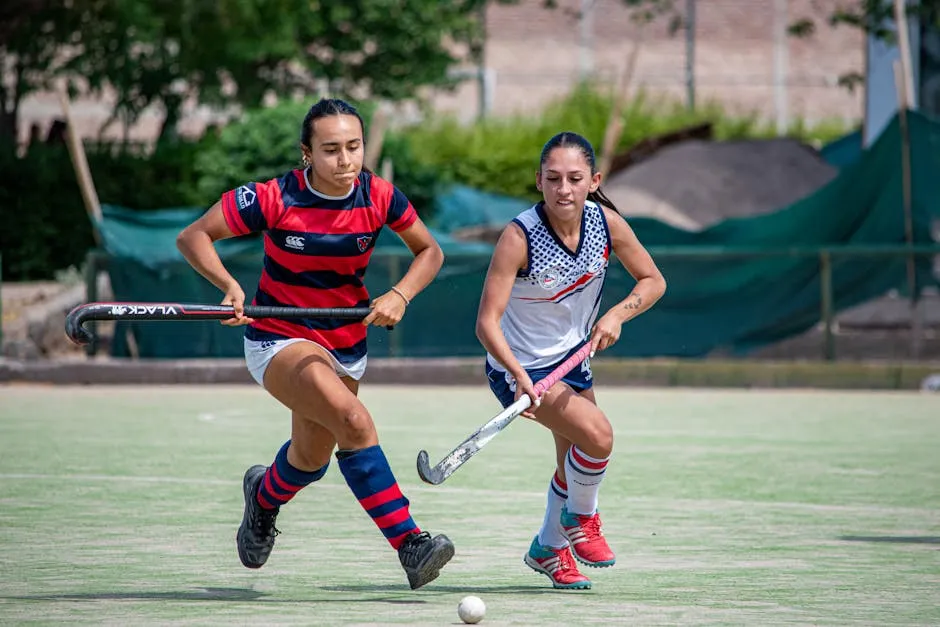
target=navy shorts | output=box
[486,345,594,409]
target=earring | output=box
[302,155,309,167]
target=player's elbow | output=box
[474,315,497,347]
[653,272,667,301]
[644,272,666,308]
[428,240,445,274]
[474,316,486,345]
[412,238,444,277]
[176,225,205,261]
[175,228,191,256]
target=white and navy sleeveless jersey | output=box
[487,201,611,371]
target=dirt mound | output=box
[604,138,838,230]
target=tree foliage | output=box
[0,0,80,142]
[789,0,940,41]
[1,0,493,141]
[5,0,924,146]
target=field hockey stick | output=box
[416,342,593,485]
[65,302,376,346]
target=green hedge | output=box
[194,99,444,216]
[0,144,92,280]
[395,84,853,202]
[0,139,212,281]
[194,87,851,213]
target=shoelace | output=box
[253,509,280,539]
[399,531,430,563]
[580,514,603,538]
[554,547,575,572]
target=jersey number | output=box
[581,358,592,381]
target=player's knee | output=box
[335,405,376,448]
[583,415,613,458]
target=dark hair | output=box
[300,98,366,147]
[539,131,620,213]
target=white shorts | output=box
[244,337,367,387]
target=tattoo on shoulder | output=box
[624,294,643,310]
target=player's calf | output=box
[236,443,330,569]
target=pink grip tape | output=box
[532,343,593,397]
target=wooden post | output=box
[57,86,103,245]
[893,0,916,106]
[381,157,394,185]
[364,104,389,172]
[598,33,643,180]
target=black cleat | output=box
[397,531,455,590]
[236,465,280,569]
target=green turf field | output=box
[0,385,937,626]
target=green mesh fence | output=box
[92,111,939,359]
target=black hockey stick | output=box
[65,302,375,346]
[416,343,593,485]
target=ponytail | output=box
[588,187,621,213]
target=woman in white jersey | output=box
[476,132,666,590]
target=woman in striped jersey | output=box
[177,98,454,590]
[476,132,666,589]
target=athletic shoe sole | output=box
[236,464,270,569]
[406,535,456,590]
[569,551,616,568]
[523,554,592,590]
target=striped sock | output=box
[337,445,420,549]
[564,445,609,516]
[537,471,569,548]
[257,441,329,510]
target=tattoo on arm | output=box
[624,293,643,310]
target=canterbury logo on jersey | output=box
[284,235,305,250]
[236,185,256,209]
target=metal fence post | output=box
[83,249,101,357]
[0,252,3,351]
[387,254,402,358]
[685,0,696,111]
[819,250,834,361]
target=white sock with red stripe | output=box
[537,471,569,549]
[564,445,609,516]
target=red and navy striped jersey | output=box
[220,168,418,366]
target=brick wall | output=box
[437,0,864,124]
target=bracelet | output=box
[390,286,411,306]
